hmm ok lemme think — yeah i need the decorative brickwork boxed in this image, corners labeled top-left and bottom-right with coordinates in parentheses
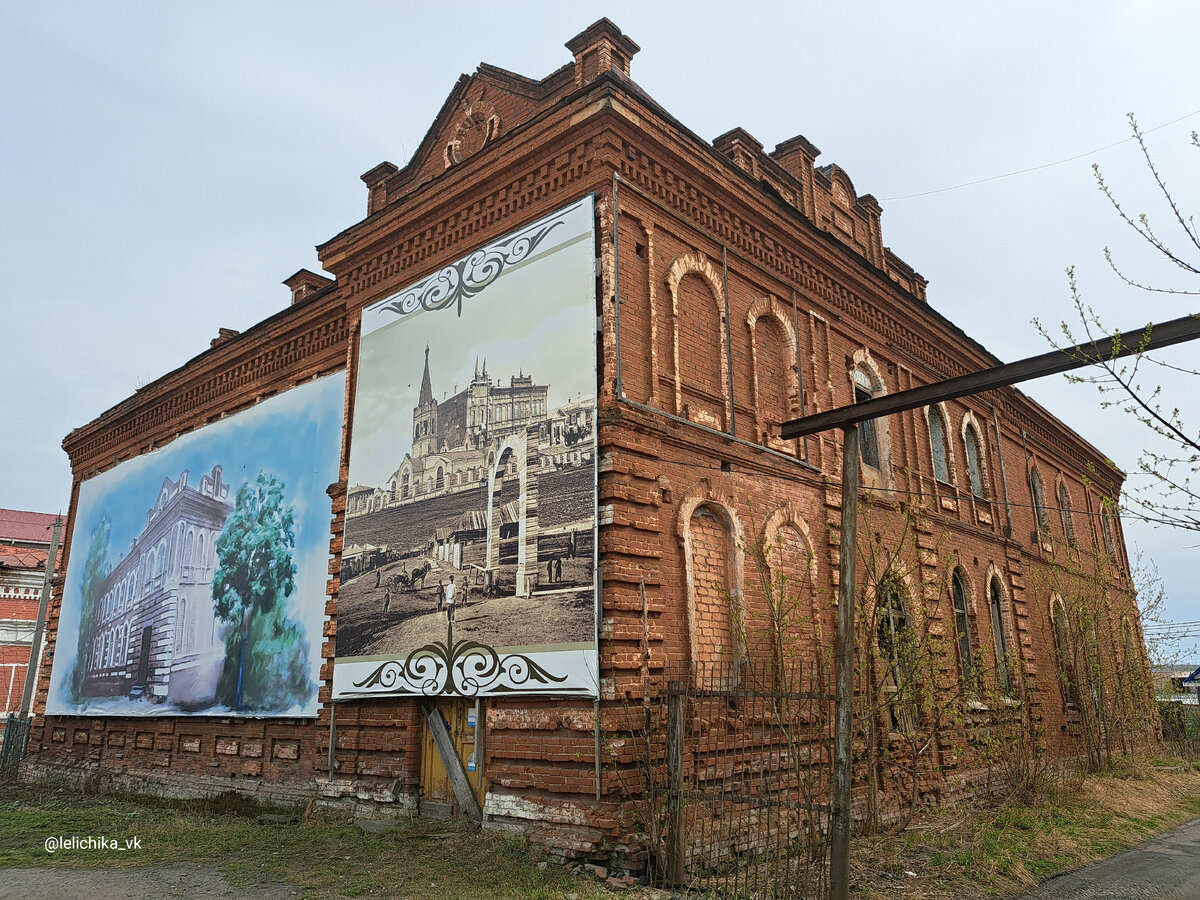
top-left (25, 18), bottom-right (1143, 877)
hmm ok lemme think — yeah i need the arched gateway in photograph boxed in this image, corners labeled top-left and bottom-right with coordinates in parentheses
top-left (485, 424), bottom-right (541, 597)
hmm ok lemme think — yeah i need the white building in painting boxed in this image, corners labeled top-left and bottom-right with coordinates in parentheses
top-left (79, 465), bottom-right (232, 708)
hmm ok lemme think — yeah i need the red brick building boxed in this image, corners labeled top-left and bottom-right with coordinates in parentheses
top-left (1, 508), bottom-right (59, 725)
top-left (25, 19), bottom-right (1143, 869)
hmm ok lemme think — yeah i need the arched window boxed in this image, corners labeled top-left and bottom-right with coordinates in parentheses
top-left (182, 531), bottom-right (194, 577)
top-left (688, 505), bottom-right (736, 672)
top-left (927, 407), bottom-right (950, 484)
top-left (156, 543), bottom-right (167, 578)
top-left (401, 472), bottom-right (410, 499)
top-left (1029, 468), bottom-right (1049, 534)
top-left (436, 466), bottom-right (445, 490)
top-left (877, 579), bottom-right (915, 732)
top-left (1050, 597), bottom-right (1077, 710)
top-left (964, 423), bottom-right (986, 498)
top-left (853, 367), bottom-right (882, 470)
top-left (951, 570), bottom-right (974, 684)
top-left (989, 576), bottom-right (1013, 696)
top-left (1057, 481), bottom-right (1077, 547)
top-left (1100, 507), bottom-right (1117, 558)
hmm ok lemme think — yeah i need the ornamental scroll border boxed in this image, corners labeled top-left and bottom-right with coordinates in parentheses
top-left (349, 636), bottom-right (593, 697)
top-left (373, 197), bottom-right (589, 321)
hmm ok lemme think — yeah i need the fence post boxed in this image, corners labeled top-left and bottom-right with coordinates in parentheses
top-left (829, 425), bottom-right (860, 900)
top-left (665, 680), bottom-right (685, 886)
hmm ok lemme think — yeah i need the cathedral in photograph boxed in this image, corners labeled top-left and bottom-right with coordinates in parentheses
top-left (347, 348), bottom-right (594, 518)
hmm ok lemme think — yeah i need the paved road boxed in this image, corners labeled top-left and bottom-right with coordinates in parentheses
top-left (1022, 817), bottom-right (1200, 899)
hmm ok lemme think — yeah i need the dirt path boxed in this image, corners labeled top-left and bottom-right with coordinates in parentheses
top-left (0, 865), bottom-right (299, 899)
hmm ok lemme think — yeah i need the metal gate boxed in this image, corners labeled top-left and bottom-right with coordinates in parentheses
top-left (663, 662), bottom-right (836, 898)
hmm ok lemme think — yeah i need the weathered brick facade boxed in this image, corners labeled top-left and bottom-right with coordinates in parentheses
top-left (25, 18), bottom-right (1142, 869)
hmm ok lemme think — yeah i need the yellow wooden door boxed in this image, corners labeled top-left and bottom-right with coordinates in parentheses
top-left (420, 699), bottom-right (487, 817)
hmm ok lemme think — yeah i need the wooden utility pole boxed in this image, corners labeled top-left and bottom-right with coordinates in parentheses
top-left (19, 517), bottom-right (62, 719)
top-left (779, 314), bottom-right (1200, 900)
top-left (828, 426), bottom-right (860, 900)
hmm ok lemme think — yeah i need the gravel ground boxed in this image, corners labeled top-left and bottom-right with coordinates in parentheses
top-left (0, 865), bottom-right (300, 899)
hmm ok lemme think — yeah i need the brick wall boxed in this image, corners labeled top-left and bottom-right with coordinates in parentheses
top-left (22, 19), bottom-right (1145, 873)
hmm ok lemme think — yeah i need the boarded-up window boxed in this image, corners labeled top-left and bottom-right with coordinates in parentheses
top-left (964, 424), bottom-right (985, 498)
top-left (1100, 507), bottom-right (1117, 557)
top-left (1058, 482), bottom-right (1077, 547)
top-left (928, 408), bottom-right (950, 483)
top-left (677, 274), bottom-right (724, 428)
top-left (952, 570), bottom-right (974, 684)
top-left (1030, 468), bottom-right (1049, 532)
top-left (877, 580), bottom-right (915, 732)
top-left (754, 317), bottom-right (790, 442)
top-left (690, 506), bottom-right (733, 671)
top-left (990, 576), bottom-right (1013, 696)
top-left (853, 368), bottom-right (881, 470)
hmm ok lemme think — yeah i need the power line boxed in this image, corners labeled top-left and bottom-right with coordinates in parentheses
top-left (880, 110), bottom-right (1200, 202)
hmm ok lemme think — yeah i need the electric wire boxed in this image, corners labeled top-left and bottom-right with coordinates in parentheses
top-left (880, 110), bottom-right (1200, 202)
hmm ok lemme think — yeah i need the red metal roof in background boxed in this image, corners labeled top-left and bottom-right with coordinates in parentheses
top-left (0, 508), bottom-right (59, 545)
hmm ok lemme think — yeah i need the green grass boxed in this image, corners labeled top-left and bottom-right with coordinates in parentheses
top-left (0, 782), bottom-right (610, 898)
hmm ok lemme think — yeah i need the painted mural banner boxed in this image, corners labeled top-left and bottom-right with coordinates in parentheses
top-left (333, 196), bottom-right (598, 699)
top-left (45, 373), bottom-right (345, 718)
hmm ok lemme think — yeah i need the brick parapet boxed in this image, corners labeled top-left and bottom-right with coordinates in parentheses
top-left (25, 20), bottom-right (1146, 873)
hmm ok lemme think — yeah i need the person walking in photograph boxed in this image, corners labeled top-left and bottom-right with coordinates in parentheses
top-left (445, 575), bottom-right (457, 622)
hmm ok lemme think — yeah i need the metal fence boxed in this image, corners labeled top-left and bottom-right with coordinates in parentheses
top-left (0, 714), bottom-right (32, 777)
top-left (660, 661), bottom-right (837, 898)
top-left (1159, 701), bottom-right (1200, 758)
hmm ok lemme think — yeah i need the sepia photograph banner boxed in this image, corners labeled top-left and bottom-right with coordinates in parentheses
top-left (333, 196), bottom-right (598, 699)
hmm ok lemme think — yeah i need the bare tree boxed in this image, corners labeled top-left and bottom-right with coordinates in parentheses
top-left (1037, 115), bottom-right (1199, 532)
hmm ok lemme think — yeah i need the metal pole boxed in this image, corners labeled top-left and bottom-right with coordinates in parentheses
top-left (723, 247), bottom-right (736, 436)
top-left (829, 426), bottom-right (860, 900)
top-left (665, 681), bottom-right (685, 886)
top-left (612, 174), bottom-right (623, 400)
top-left (19, 517), bottom-right (62, 719)
top-left (327, 700), bottom-right (337, 774)
top-left (990, 405), bottom-right (1014, 539)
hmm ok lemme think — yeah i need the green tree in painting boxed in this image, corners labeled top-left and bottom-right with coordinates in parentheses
top-left (70, 516), bottom-right (111, 700)
top-left (212, 472), bottom-right (314, 711)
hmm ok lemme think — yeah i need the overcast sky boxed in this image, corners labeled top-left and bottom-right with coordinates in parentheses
top-left (3, 2), bottom-right (1197, 650)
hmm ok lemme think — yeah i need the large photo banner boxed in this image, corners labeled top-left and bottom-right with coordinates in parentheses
top-left (46, 372), bottom-right (345, 718)
top-left (333, 196), bottom-right (598, 699)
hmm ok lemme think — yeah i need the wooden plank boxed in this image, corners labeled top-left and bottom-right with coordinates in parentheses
top-left (781, 314), bottom-right (1200, 439)
top-left (423, 703), bottom-right (482, 822)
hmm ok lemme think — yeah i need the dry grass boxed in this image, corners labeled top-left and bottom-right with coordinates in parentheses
top-left (0, 781), bottom-right (617, 898)
top-left (849, 758), bottom-right (1200, 898)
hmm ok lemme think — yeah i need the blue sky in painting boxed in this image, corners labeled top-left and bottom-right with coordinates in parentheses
top-left (47, 373), bottom-right (344, 714)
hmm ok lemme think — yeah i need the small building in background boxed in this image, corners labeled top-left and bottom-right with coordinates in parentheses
top-left (0, 508), bottom-right (58, 727)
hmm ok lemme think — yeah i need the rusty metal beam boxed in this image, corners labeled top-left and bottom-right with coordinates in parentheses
top-left (782, 314), bottom-right (1200, 440)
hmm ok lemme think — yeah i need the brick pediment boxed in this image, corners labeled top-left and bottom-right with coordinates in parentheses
top-left (363, 65), bottom-right (572, 214)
